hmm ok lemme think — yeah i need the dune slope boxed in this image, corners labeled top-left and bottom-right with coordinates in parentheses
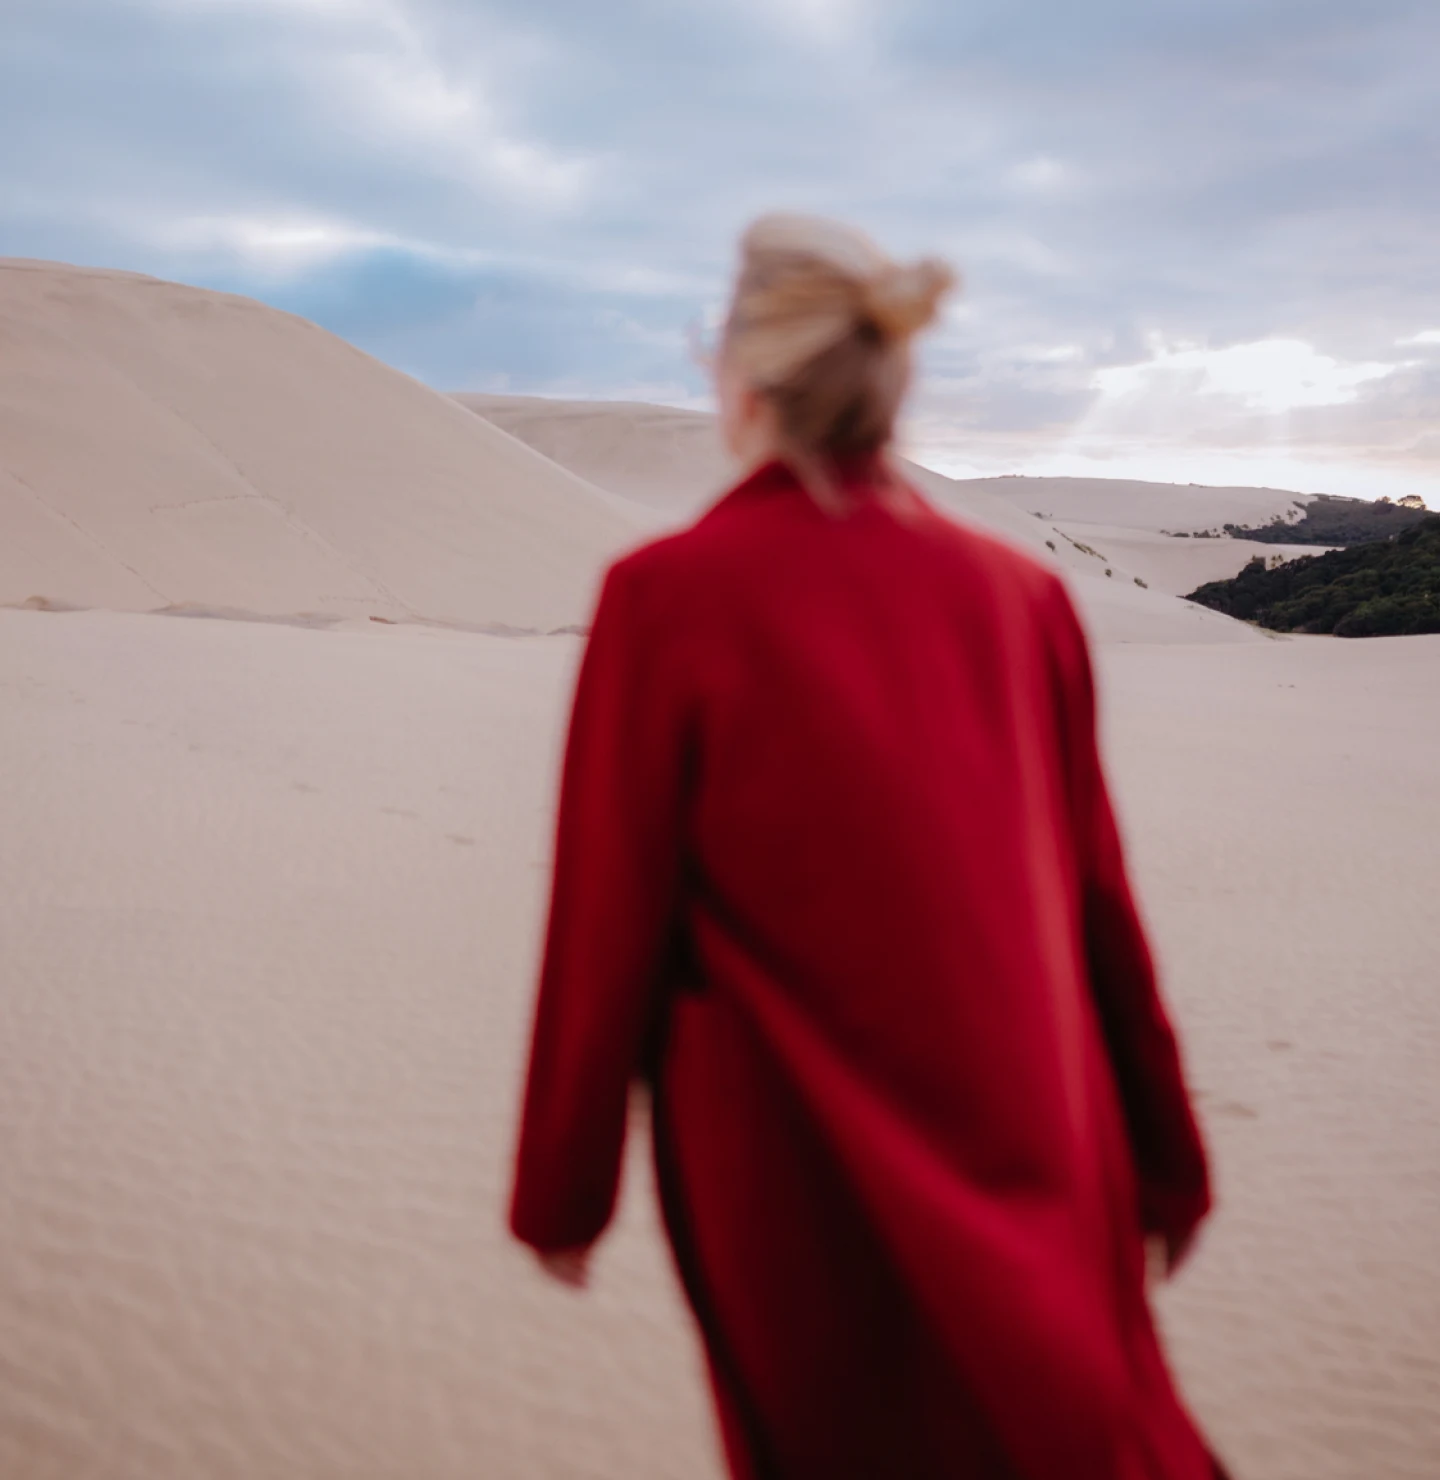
top-left (965, 475), bottom-right (1320, 535)
top-left (1051, 525), bottom-right (1330, 597)
top-left (455, 394), bottom-right (1260, 645)
top-left (454, 393), bottom-right (727, 517)
top-left (0, 262), bottom-right (643, 630)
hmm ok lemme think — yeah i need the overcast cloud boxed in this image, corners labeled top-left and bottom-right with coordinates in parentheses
top-left (5, 0), bottom-right (1438, 496)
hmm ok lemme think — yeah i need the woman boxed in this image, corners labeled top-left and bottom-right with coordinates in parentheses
top-left (510, 214), bottom-right (1222, 1480)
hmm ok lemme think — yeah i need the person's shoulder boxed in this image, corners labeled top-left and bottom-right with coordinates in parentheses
top-left (595, 517), bottom-right (728, 634)
top-left (604, 481), bottom-right (766, 591)
top-left (606, 521), bottom-right (707, 593)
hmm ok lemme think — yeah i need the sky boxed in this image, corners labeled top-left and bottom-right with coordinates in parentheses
top-left (5, 0), bottom-right (1439, 499)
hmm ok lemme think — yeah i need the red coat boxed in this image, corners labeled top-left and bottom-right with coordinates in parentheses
top-left (510, 459), bottom-right (1219, 1480)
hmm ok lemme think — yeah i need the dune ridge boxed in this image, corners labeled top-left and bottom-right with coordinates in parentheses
top-left (965, 474), bottom-right (1324, 534)
top-left (0, 261), bottom-right (643, 631)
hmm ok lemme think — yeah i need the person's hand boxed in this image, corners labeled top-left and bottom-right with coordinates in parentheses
top-left (537, 1246), bottom-right (592, 1289)
top-left (1146, 1228), bottom-right (1198, 1285)
top-left (1164, 1225), bottom-right (1201, 1276)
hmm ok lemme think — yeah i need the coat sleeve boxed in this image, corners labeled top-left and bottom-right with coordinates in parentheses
top-left (509, 559), bottom-right (692, 1254)
top-left (1047, 581), bottom-right (1212, 1251)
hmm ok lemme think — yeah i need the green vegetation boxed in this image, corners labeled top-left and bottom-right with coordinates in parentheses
top-left (1222, 493), bottom-right (1429, 546)
top-left (1186, 515), bottom-right (1440, 637)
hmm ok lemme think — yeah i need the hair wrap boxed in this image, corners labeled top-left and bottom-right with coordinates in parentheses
top-left (859, 258), bottom-right (956, 342)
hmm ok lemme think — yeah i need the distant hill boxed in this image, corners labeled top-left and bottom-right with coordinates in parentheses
top-left (454, 393), bottom-right (1265, 645)
top-left (1186, 516), bottom-right (1440, 636)
top-left (960, 474), bottom-right (1323, 535)
top-left (1221, 493), bottom-right (1430, 547)
top-left (1, 260), bottom-right (640, 629)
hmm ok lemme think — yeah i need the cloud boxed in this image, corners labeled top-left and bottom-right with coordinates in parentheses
top-left (3, 0), bottom-right (1439, 495)
top-left (1093, 339), bottom-right (1402, 415)
top-left (732, 0), bottom-right (873, 46)
top-left (153, 215), bottom-right (420, 272)
top-left (1005, 157), bottom-right (1078, 195)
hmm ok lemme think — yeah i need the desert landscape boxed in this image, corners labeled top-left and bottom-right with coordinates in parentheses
top-left (3, 259), bottom-right (1439, 1479)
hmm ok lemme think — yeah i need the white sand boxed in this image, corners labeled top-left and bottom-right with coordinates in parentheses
top-left (1098, 636), bottom-right (1440, 1480)
top-left (1050, 525), bottom-right (1332, 597)
top-left (966, 474), bottom-right (1318, 535)
top-left (456, 394), bottom-right (1262, 645)
top-left (454, 394), bottom-right (729, 519)
top-left (0, 262), bottom-right (642, 630)
top-left (2, 606), bottom-right (1437, 1480)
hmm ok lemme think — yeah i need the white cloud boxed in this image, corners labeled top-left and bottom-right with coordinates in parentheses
top-left (1007, 156), bottom-right (1075, 193)
top-left (148, 0), bottom-right (391, 21)
top-left (155, 0), bottom-right (592, 207)
top-left (149, 214), bottom-right (501, 275)
top-left (591, 307), bottom-right (685, 351)
top-left (949, 227), bottom-right (1074, 279)
top-left (154, 0), bottom-right (352, 10)
top-left (736, 0), bottom-right (870, 45)
top-left (331, 49), bottom-right (590, 205)
top-left (1400, 329), bottom-right (1440, 346)
top-left (1094, 337), bottom-right (1400, 414)
top-left (158, 216), bottom-right (395, 266)
top-left (1020, 343), bottom-right (1085, 363)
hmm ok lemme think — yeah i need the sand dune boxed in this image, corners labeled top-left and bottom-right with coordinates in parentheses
top-left (0, 263), bottom-right (1263, 647)
top-left (455, 393), bottom-right (727, 518)
top-left (0, 262), bottom-right (643, 630)
top-left (0, 261), bottom-right (1326, 642)
top-left (2, 605), bottom-right (1436, 1480)
top-left (1051, 525), bottom-right (1328, 597)
top-left (456, 394), bottom-right (1261, 644)
top-left (955, 474), bottom-right (1351, 596)
top-left (967, 474), bottom-right (1317, 535)
top-left (455, 391), bottom-right (1111, 565)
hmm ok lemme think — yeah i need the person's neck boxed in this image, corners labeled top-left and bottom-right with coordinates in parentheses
top-left (732, 448), bottom-right (783, 481)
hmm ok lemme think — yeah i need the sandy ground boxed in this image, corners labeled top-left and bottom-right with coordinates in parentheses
top-left (2, 606), bottom-right (1436, 1480)
top-left (1098, 635), bottom-right (1440, 1480)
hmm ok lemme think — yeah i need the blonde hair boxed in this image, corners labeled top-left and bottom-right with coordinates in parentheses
top-left (721, 213), bottom-right (956, 509)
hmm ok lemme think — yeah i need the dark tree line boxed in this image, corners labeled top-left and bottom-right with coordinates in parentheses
top-left (1223, 493), bottom-right (1430, 546)
top-left (1187, 516), bottom-right (1440, 637)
